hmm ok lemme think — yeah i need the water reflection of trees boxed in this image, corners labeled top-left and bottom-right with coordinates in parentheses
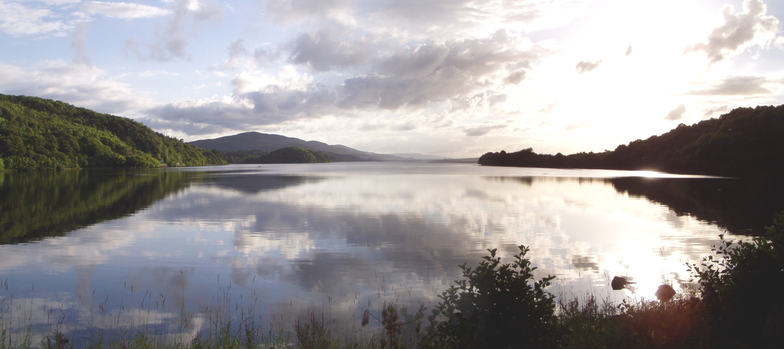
top-left (485, 175), bottom-right (783, 235)
top-left (608, 177), bottom-right (784, 235)
top-left (0, 170), bottom-right (197, 244)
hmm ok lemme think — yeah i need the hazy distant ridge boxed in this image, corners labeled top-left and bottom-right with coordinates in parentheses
top-left (479, 105), bottom-right (784, 177)
top-left (190, 132), bottom-right (405, 161)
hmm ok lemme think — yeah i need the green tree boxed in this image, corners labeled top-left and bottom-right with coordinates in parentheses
top-left (422, 245), bottom-right (558, 348)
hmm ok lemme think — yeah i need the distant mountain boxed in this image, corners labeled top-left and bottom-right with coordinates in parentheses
top-left (221, 147), bottom-right (332, 164)
top-left (190, 132), bottom-right (402, 161)
top-left (0, 94), bottom-right (225, 170)
top-left (479, 105), bottom-right (784, 177)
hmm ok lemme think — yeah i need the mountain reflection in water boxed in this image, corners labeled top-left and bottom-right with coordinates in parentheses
top-left (0, 163), bottom-right (778, 346)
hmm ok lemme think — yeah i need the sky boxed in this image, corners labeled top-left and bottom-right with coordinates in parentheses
top-left (0, 0), bottom-right (783, 157)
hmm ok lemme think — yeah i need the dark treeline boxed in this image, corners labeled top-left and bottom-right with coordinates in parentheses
top-left (0, 170), bottom-right (199, 244)
top-left (0, 94), bottom-right (225, 170)
top-left (219, 146), bottom-right (332, 164)
top-left (479, 105), bottom-right (784, 177)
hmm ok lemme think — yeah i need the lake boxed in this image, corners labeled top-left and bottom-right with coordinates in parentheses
top-left (0, 162), bottom-right (781, 345)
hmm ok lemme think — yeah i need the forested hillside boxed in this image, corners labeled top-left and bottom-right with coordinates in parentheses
top-left (0, 94), bottom-right (225, 169)
top-left (220, 146), bottom-right (332, 164)
top-left (479, 105), bottom-right (784, 177)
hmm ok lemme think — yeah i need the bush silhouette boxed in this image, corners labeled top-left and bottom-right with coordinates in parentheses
top-left (690, 212), bottom-right (784, 348)
top-left (421, 245), bottom-right (557, 348)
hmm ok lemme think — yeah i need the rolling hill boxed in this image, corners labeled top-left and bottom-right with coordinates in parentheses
top-left (0, 94), bottom-right (225, 170)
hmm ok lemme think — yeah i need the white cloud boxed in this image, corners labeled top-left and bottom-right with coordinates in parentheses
top-left (143, 30), bottom-right (540, 136)
top-left (691, 75), bottom-right (773, 96)
top-left (464, 124), bottom-right (506, 136)
top-left (703, 105), bottom-right (729, 118)
top-left (83, 1), bottom-right (172, 19)
top-left (267, 0), bottom-right (590, 39)
top-left (689, 0), bottom-right (780, 63)
top-left (0, 1), bottom-right (71, 36)
top-left (665, 104), bottom-right (686, 121)
top-left (575, 60), bottom-right (601, 73)
top-left (288, 28), bottom-right (372, 71)
top-left (0, 61), bottom-right (151, 115)
top-left (124, 0), bottom-right (221, 61)
top-left (37, 0), bottom-right (81, 4)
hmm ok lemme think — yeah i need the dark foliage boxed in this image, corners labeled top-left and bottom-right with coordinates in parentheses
top-left (689, 213), bottom-right (784, 348)
top-left (478, 105), bottom-right (784, 177)
top-left (219, 146), bottom-right (332, 164)
top-left (558, 296), bottom-right (707, 349)
top-left (417, 212), bottom-right (784, 348)
top-left (0, 94), bottom-right (225, 170)
top-left (295, 313), bottom-right (332, 349)
top-left (421, 245), bottom-right (558, 349)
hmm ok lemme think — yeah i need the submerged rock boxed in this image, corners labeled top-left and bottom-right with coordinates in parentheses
top-left (611, 276), bottom-right (633, 290)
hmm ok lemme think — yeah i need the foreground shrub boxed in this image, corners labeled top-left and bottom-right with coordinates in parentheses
top-left (421, 245), bottom-right (557, 349)
top-left (690, 212), bottom-right (784, 348)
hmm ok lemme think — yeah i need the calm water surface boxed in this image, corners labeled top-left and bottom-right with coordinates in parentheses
top-left (0, 162), bottom-right (780, 344)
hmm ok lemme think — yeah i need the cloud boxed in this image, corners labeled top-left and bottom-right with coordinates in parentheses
top-left (265, 0), bottom-right (348, 18)
top-left (0, 1), bottom-right (71, 36)
top-left (0, 61), bottom-right (147, 115)
top-left (71, 22), bottom-right (91, 65)
top-left (691, 76), bottom-right (772, 95)
top-left (665, 104), bottom-right (686, 121)
top-left (575, 60), bottom-right (601, 73)
top-left (341, 30), bottom-right (536, 109)
top-left (226, 39), bottom-right (248, 67)
top-left (144, 30), bottom-right (540, 135)
top-left (464, 124), bottom-right (506, 136)
top-left (288, 29), bottom-right (371, 71)
top-left (267, 0), bottom-right (581, 38)
top-left (364, 0), bottom-right (580, 37)
top-left (82, 1), bottom-right (172, 19)
top-left (688, 0), bottom-right (780, 63)
top-left (253, 45), bottom-right (280, 66)
top-left (505, 70), bottom-right (526, 84)
top-left (124, 0), bottom-right (221, 61)
top-left (142, 102), bottom-right (257, 135)
top-left (703, 105), bottom-right (729, 118)
top-left (0, 0), bottom-right (174, 38)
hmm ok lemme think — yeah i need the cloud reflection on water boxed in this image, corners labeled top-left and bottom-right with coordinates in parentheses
top-left (0, 164), bottom-right (741, 345)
